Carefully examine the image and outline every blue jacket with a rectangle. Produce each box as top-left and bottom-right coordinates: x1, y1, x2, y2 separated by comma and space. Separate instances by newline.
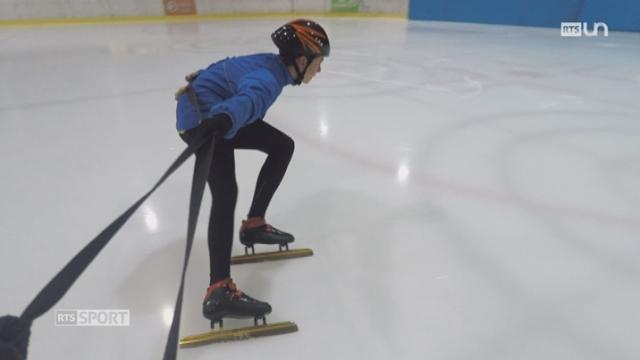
176, 53, 294, 139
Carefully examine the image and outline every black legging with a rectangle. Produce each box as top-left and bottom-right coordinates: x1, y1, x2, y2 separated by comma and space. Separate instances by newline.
180, 119, 294, 284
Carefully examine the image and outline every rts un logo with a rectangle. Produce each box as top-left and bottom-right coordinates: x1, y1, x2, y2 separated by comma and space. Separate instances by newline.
561, 22, 609, 37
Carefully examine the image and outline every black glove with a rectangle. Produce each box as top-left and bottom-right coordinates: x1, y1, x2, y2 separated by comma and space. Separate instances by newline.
181, 113, 232, 146
201, 113, 232, 138
0, 315, 31, 360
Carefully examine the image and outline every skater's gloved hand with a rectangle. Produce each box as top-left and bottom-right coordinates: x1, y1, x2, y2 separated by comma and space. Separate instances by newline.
174, 71, 202, 101
174, 85, 188, 101
201, 113, 232, 139
185, 72, 199, 82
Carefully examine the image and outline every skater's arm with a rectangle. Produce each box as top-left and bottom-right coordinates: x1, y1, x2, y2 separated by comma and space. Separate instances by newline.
207, 69, 280, 139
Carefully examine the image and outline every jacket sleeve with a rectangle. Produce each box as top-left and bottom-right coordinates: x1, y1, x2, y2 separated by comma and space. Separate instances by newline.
207, 69, 279, 139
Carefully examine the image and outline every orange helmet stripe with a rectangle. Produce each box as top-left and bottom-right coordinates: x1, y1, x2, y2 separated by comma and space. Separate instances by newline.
289, 21, 327, 55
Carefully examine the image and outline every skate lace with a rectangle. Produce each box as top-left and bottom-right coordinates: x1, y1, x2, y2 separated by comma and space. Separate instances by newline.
240, 218, 272, 234
225, 278, 244, 299
204, 278, 244, 302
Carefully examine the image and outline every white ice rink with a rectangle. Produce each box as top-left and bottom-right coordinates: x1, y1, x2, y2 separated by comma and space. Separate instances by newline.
1, 16, 640, 360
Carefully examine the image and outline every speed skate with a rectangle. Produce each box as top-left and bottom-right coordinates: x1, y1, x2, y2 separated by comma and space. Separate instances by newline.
180, 278, 298, 346
232, 221, 313, 265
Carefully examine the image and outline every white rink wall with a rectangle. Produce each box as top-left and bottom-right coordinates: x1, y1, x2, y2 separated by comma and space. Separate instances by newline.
0, 0, 408, 20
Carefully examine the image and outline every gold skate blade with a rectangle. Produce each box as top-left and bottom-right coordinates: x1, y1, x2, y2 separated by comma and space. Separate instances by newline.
231, 248, 313, 265
179, 321, 298, 346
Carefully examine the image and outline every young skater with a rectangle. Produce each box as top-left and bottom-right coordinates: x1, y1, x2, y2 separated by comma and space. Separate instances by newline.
175, 19, 330, 325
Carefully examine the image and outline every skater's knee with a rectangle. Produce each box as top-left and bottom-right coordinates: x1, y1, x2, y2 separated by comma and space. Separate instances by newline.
278, 134, 295, 159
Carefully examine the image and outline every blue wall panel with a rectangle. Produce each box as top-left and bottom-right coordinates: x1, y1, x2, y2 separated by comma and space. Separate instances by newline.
408, 0, 640, 32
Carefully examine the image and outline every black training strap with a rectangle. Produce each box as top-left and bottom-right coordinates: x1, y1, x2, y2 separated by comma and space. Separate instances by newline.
163, 134, 215, 359
0, 130, 215, 360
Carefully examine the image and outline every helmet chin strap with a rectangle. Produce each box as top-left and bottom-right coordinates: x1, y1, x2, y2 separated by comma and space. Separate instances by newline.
292, 56, 314, 86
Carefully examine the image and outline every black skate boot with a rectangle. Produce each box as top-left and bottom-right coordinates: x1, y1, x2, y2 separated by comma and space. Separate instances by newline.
202, 278, 272, 328
239, 217, 295, 254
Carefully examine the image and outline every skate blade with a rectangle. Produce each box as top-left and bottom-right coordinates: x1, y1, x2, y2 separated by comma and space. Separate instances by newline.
231, 248, 313, 265
179, 321, 298, 346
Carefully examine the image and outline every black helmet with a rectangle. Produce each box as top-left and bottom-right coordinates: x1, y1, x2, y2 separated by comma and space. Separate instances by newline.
271, 19, 330, 60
